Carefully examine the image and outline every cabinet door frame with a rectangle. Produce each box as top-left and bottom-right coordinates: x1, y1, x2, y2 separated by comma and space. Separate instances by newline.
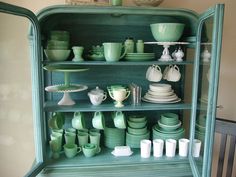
189, 4, 224, 177
0, 2, 46, 177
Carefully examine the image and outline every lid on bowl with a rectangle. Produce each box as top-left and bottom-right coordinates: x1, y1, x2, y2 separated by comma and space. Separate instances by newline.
89, 86, 104, 94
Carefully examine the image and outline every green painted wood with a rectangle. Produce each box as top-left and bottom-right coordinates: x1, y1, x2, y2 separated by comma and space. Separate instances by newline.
188, 4, 224, 177
205, 4, 225, 177
37, 148, 193, 177
1, 2, 224, 177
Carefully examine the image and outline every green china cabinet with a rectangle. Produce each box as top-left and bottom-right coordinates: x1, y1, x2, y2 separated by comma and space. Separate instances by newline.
0, 2, 224, 177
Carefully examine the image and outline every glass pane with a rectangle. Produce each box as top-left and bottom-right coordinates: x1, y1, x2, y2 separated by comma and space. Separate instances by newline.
0, 13, 35, 177
194, 17, 214, 175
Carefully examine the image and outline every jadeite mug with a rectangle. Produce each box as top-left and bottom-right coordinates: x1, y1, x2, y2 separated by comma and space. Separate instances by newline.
82, 143, 101, 157
63, 143, 82, 158
92, 112, 105, 130
103, 42, 126, 62
72, 112, 86, 130
113, 111, 126, 129
109, 88, 130, 108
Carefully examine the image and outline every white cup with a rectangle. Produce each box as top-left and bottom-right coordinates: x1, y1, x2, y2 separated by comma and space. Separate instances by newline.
140, 139, 152, 158
153, 139, 164, 157
165, 139, 177, 157
178, 138, 190, 157
146, 65, 162, 82
166, 65, 181, 82
192, 139, 201, 158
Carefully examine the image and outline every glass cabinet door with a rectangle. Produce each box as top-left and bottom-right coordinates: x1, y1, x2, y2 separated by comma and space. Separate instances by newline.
190, 4, 224, 177
0, 2, 45, 177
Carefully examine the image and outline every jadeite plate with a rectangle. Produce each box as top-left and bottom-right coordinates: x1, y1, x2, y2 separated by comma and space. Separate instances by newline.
153, 124, 184, 134
126, 52, 155, 56
124, 57, 155, 61
44, 64, 89, 72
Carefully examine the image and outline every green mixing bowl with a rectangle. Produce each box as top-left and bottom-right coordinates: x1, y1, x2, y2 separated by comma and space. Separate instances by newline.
150, 23, 185, 42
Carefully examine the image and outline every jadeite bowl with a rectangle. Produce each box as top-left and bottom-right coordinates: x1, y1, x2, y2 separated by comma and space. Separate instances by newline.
158, 120, 181, 131
161, 113, 179, 125
44, 49, 71, 61
150, 23, 185, 42
127, 120, 147, 129
127, 126, 147, 135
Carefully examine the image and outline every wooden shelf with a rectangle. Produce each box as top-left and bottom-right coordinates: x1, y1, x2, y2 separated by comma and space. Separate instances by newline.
44, 100, 192, 112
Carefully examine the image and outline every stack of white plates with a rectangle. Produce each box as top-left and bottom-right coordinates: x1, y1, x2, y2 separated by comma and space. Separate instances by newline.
142, 83, 181, 103
124, 53, 155, 61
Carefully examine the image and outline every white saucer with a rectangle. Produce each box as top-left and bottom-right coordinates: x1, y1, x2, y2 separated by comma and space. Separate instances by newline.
148, 89, 174, 96
149, 83, 172, 92
144, 94, 178, 102
142, 97, 181, 104
145, 92, 177, 99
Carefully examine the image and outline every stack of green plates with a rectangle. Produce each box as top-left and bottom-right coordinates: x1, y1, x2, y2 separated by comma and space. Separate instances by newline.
126, 115, 150, 148
124, 53, 155, 61
195, 114, 206, 142
152, 113, 185, 141
104, 127, 125, 148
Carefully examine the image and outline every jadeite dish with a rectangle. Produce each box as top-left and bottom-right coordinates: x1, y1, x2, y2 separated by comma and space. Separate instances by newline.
127, 126, 147, 135
128, 115, 147, 122
150, 23, 185, 42
44, 49, 71, 61
158, 120, 181, 131
127, 119, 147, 129
161, 113, 179, 125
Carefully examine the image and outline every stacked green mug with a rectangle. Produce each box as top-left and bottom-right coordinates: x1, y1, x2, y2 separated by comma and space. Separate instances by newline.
126, 115, 150, 148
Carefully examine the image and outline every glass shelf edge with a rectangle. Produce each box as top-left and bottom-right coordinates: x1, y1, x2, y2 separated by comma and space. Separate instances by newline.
42, 60, 194, 66
43, 101, 192, 112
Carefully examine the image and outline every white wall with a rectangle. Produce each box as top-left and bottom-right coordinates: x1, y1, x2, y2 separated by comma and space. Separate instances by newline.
0, 0, 235, 177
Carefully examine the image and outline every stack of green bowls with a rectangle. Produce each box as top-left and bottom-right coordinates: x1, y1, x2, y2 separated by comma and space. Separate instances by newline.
44, 30, 71, 61
126, 115, 150, 148
104, 127, 125, 148
153, 113, 185, 141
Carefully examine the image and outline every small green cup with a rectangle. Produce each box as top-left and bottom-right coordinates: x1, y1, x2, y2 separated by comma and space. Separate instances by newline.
82, 143, 101, 157
77, 132, 89, 147
63, 143, 81, 158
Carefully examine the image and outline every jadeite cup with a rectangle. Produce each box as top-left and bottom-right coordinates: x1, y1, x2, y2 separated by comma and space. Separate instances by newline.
72, 46, 84, 61
77, 131, 89, 147
72, 112, 86, 130
63, 143, 81, 158
82, 143, 101, 157
64, 132, 76, 144
92, 112, 105, 130
103, 42, 126, 62
113, 111, 126, 129
89, 132, 101, 146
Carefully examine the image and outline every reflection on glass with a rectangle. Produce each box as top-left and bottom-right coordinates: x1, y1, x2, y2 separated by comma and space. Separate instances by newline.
194, 17, 213, 175
0, 13, 35, 177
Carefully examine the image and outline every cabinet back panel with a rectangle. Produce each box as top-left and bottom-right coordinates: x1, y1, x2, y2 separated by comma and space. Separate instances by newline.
45, 65, 184, 101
